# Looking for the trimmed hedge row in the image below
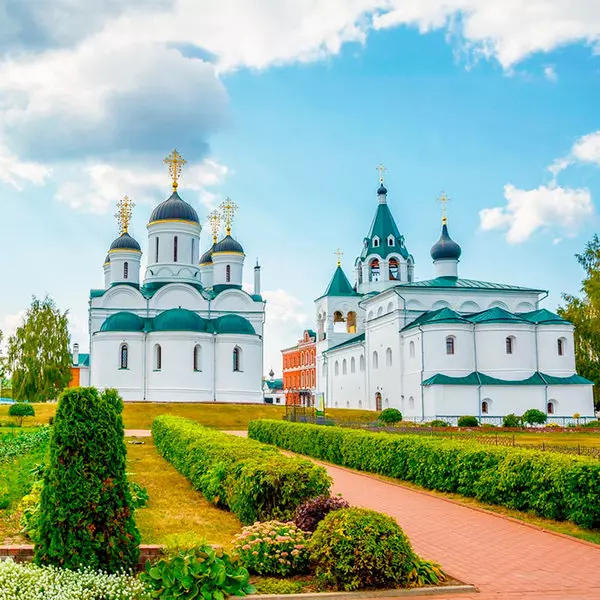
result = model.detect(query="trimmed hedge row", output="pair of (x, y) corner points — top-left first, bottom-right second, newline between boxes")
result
(152, 416), (331, 524)
(248, 420), (600, 528)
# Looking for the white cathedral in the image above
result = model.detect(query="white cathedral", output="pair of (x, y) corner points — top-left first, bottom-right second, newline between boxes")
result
(84, 151), (265, 402)
(316, 177), (595, 421)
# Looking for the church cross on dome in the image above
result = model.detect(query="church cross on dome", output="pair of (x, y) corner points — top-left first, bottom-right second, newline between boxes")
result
(220, 198), (238, 236)
(164, 149), (187, 191)
(376, 163), (386, 184)
(208, 209), (221, 243)
(438, 191), (451, 225)
(334, 248), (343, 267)
(115, 194), (135, 234)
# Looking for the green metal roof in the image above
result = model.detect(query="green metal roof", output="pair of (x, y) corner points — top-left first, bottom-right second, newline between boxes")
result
(213, 314), (256, 335)
(100, 312), (146, 333)
(70, 353), (90, 367)
(468, 307), (529, 324)
(404, 307), (471, 330)
(324, 333), (366, 353)
(395, 276), (545, 293)
(360, 201), (409, 260)
(423, 371), (592, 386)
(264, 378), (284, 390)
(520, 308), (568, 325)
(320, 266), (359, 299)
(153, 308), (209, 332)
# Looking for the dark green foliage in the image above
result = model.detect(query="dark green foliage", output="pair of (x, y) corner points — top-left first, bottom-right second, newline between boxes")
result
(406, 557), (446, 586)
(581, 420), (600, 428)
(294, 494), (350, 532)
(252, 577), (307, 595)
(522, 409), (548, 426)
(378, 408), (403, 424)
(141, 544), (254, 599)
(429, 419), (450, 427)
(34, 387), (141, 572)
(8, 403), (35, 426)
(152, 416), (331, 524)
(503, 413), (522, 428)
(457, 415), (479, 427)
(0, 428), (49, 464)
(249, 420), (600, 528)
(129, 481), (150, 510)
(309, 508), (414, 591)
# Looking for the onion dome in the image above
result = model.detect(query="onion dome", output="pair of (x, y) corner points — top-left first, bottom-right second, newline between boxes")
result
(213, 314), (255, 335)
(153, 308), (208, 332)
(199, 246), (214, 265)
(149, 191), (199, 225)
(100, 311), (145, 332)
(109, 232), (141, 252)
(430, 223), (462, 261)
(213, 235), (244, 254)
(377, 183), (387, 196)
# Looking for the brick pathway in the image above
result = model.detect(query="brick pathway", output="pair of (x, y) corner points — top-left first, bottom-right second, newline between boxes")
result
(227, 431), (600, 599)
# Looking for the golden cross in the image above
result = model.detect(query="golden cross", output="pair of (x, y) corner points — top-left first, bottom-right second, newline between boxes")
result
(163, 149), (187, 191)
(115, 195), (135, 234)
(219, 198), (238, 236)
(376, 163), (387, 184)
(208, 209), (221, 244)
(438, 191), (450, 225)
(334, 248), (343, 267)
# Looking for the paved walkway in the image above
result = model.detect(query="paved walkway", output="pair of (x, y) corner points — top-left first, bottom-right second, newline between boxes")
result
(226, 431), (600, 599)
(124, 429), (152, 437)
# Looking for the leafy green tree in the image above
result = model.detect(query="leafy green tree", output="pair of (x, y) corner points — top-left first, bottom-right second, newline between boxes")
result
(6, 296), (71, 402)
(558, 235), (600, 410)
(8, 403), (35, 426)
(522, 409), (547, 426)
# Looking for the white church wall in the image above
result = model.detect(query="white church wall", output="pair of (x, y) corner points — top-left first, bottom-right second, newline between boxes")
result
(215, 335), (263, 403)
(475, 324), (536, 378)
(212, 254), (244, 286)
(149, 284), (207, 312)
(537, 325), (576, 374)
(327, 344), (367, 409)
(420, 325), (474, 378)
(546, 385), (595, 416)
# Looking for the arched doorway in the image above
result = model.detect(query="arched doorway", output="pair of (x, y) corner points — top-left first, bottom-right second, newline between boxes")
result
(375, 392), (382, 411)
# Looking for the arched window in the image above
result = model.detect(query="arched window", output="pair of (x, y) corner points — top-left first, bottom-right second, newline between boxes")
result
(173, 235), (178, 262)
(481, 400), (489, 414)
(119, 344), (128, 369)
(377, 306), (383, 317)
(301, 372), (305, 387)
(506, 336), (515, 354)
(387, 235), (395, 247)
(372, 351), (379, 369)
(123, 261), (129, 279)
(409, 396), (415, 409)
(359, 355), (365, 372)
(333, 311), (344, 322)
(342, 359), (347, 375)
(350, 356), (356, 373)
(233, 346), (242, 372)
(386, 347), (392, 367)
(446, 336), (455, 355)
(154, 344), (162, 371)
(372, 236), (380, 248)
(193, 344), (201, 371)
(155, 237), (160, 262)
(409, 341), (415, 358)
(226, 264), (231, 282)
(334, 361), (339, 376)
(389, 258), (399, 280)
(370, 259), (380, 282)
(191, 238), (195, 263)
(547, 401), (555, 415)
(375, 392), (382, 411)
(347, 311), (357, 334)
(557, 338), (566, 356)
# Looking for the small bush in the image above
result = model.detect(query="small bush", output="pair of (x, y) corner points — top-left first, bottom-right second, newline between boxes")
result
(233, 521), (310, 576)
(309, 508), (414, 591)
(582, 420), (600, 428)
(457, 415), (479, 427)
(378, 408), (403, 424)
(429, 420), (449, 427)
(502, 414), (522, 428)
(523, 409), (548, 426)
(8, 403), (35, 426)
(141, 545), (254, 598)
(406, 556), (446, 586)
(129, 481), (149, 510)
(252, 577), (307, 595)
(294, 494), (350, 532)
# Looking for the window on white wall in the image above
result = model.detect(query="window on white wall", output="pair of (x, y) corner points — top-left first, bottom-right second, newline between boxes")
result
(409, 396), (415, 409)
(233, 346), (242, 371)
(191, 238), (195, 263)
(557, 338), (566, 356)
(359, 355), (365, 372)
(446, 336), (455, 355)
(342, 359), (347, 375)
(370, 259), (380, 282)
(226, 264), (231, 282)
(386, 347), (392, 366)
(123, 261), (129, 279)
(154, 344), (162, 371)
(505, 336), (515, 354)
(334, 361), (339, 376)
(155, 237), (159, 262)
(372, 351), (379, 369)
(350, 357), (356, 373)
(481, 400), (489, 414)
(193, 344), (201, 371)
(119, 344), (128, 369)
(547, 401), (555, 415)
(173, 236), (178, 262)
(409, 341), (415, 358)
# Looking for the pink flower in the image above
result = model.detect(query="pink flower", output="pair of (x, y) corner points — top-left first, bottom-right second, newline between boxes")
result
(252, 551), (259, 556)
(291, 550), (299, 556)
(294, 544), (304, 549)
(242, 544), (251, 551)
(281, 552), (288, 557)
(279, 559), (285, 563)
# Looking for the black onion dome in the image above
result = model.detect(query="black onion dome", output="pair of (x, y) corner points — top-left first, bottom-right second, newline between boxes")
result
(149, 191), (199, 224)
(109, 232), (141, 252)
(377, 183), (388, 195)
(213, 235), (244, 254)
(431, 223), (462, 261)
(199, 246), (214, 265)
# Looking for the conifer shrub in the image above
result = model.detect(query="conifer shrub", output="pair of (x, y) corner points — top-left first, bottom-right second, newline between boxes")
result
(8, 403), (35, 426)
(378, 408), (403, 424)
(34, 387), (140, 572)
(309, 508), (414, 591)
(294, 494), (350, 532)
(457, 415), (479, 427)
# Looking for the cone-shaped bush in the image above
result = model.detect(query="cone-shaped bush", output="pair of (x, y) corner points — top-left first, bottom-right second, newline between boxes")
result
(34, 387), (140, 572)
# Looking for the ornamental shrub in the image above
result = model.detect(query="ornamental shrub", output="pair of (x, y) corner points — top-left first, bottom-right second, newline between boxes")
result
(248, 420), (600, 528)
(294, 494), (350, 532)
(141, 544), (254, 599)
(502, 413), (522, 428)
(457, 415), (479, 427)
(35, 387), (141, 572)
(309, 508), (414, 591)
(378, 408), (403, 424)
(8, 403), (35, 426)
(429, 419), (450, 427)
(582, 420), (600, 428)
(523, 409), (548, 426)
(152, 415), (331, 524)
(233, 520), (310, 576)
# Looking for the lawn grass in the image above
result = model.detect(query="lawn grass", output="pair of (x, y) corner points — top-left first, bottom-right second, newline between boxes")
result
(126, 436), (241, 549)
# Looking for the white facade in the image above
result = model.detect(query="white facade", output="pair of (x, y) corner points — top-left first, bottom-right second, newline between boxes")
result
(316, 183), (594, 421)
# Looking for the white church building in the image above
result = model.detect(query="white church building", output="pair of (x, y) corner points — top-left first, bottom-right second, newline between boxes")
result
(316, 178), (594, 422)
(86, 151), (265, 402)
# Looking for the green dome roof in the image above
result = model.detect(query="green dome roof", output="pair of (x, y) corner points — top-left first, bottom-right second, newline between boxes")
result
(100, 312), (146, 332)
(153, 308), (208, 332)
(213, 314), (255, 335)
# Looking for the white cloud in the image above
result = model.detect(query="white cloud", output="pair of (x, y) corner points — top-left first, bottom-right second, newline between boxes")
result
(544, 65), (557, 81)
(0, 144), (51, 190)
(479, 183), (593, 244)
(548, 130), (600, 179)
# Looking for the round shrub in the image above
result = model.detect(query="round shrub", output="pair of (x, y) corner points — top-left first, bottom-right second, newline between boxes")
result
(457, 415), (479, 428)
(429, 419), (449, 427)
(522, 408), (547, 426)
(294, 494), (350, 532)
(8, 403), (35, 426)
(233, 521), (310, 576)
(502, 413), (522, 428)
(309, 508), (414, 591)
(378, 408), (403, 424)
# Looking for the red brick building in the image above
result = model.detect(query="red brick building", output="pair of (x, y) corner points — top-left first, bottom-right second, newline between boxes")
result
(282, 329), (316, 405)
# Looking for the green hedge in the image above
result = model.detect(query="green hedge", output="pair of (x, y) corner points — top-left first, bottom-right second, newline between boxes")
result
(248, 420), (600, 529)
(152, 416), (331, 524)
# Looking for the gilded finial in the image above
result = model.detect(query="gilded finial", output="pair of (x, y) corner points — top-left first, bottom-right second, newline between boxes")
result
(208, 210), (221, 244)
(438, 191), (450, 225)
(376, 163), (387, 184)
(219, 198), (238, 236)
(163, 149), (187, 191)
(115, 195), (135, 234)
(334, 248), (343, 267)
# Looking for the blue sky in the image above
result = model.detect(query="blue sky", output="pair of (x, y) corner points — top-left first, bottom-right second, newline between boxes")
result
(0, 2), (599, 374)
